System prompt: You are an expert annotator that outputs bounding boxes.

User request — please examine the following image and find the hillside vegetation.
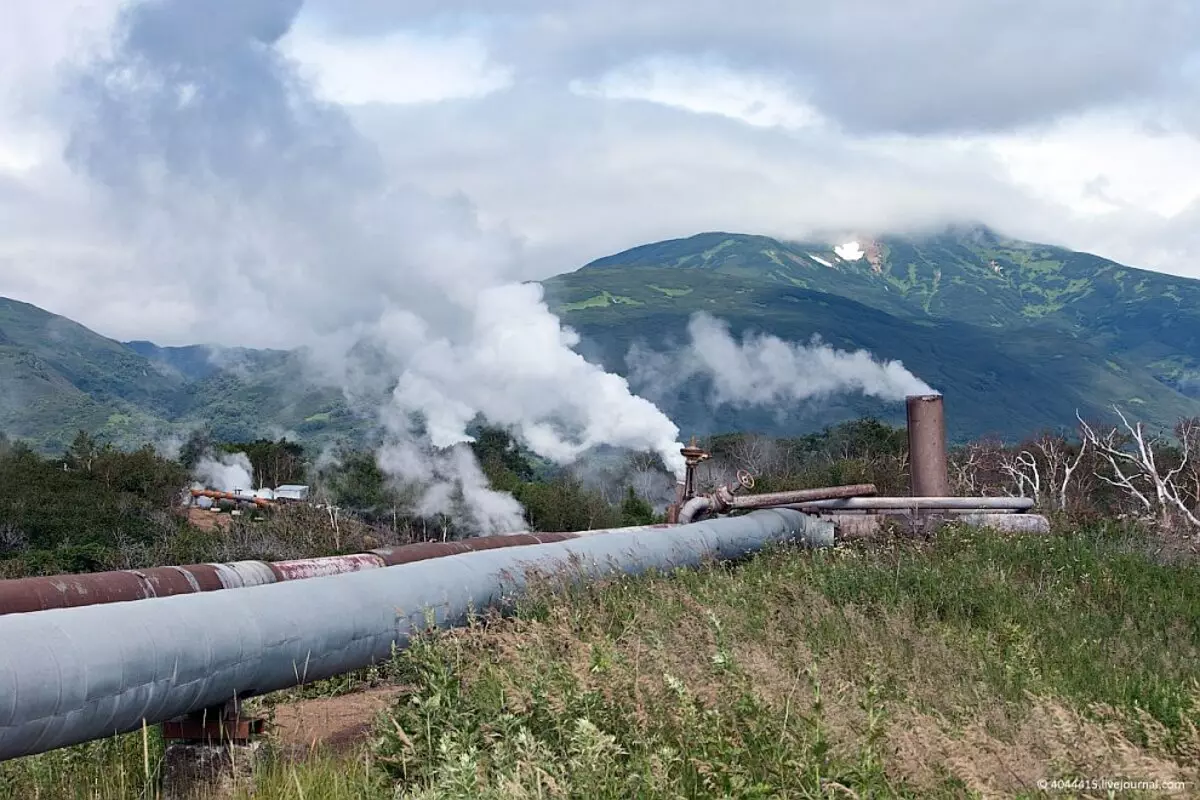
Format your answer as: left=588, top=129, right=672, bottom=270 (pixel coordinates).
left=4, top=404, right=1200, bottom=796
left=5, top=225, right=1200, bottom=450
left=544, top=226, right=1200, bottom=440
left=5, top=525, right=1197, bottom=798
left=0, top=298, right=360, bottom=453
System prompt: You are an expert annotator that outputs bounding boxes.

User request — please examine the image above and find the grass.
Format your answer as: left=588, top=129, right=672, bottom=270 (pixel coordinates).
left=2, top=523, right=1198, bottom=798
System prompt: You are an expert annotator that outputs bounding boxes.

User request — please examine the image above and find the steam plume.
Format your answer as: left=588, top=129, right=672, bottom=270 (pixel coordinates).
left=629, top=312, right=936, bottom=408
left=63, top=0, right=684, bottom=532
left=193, top=452, right=254, bottom=492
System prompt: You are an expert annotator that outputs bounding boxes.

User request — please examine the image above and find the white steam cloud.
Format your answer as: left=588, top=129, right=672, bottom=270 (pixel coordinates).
left=630, top=312, right=936, bottom=408
left=378, top=436, right=527, bottom=535
left=193, top=452, right=255, bottom=492
left=62, top=0, right=685, bottom=533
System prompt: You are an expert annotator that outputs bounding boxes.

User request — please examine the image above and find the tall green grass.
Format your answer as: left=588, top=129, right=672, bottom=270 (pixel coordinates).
left=3, top=522, right=1197, bottom=798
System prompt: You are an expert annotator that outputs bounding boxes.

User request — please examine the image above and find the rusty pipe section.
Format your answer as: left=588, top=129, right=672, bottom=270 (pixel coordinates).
left=907, top=394, right=950, bottom=497
left=730, top=484, right=878, bottom=510
left=0, top=532, right=589, bottom=616
left=190, top=488, right=276, bottom=509
left=678, top=483, right=877, bottom=524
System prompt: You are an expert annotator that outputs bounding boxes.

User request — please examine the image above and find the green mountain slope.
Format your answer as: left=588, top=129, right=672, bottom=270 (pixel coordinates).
left=542, top=268, right=1199, bottom=440
left=0, top=298, right=182, bottom=451
left=545, top=226, right=1200, bottom=439
left=124, top=340, right=288, bottom=382
left=3, top=225, right=1199, bottom=450
left=0, top=299, right=357, bottom=452
left=578, top=226, right=1200, bottom=396
left=171, top=352, right=359, bottom=445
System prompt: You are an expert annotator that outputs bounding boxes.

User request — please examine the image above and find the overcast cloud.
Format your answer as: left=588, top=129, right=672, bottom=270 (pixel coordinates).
left=0, top=0, right=1198, bottom=345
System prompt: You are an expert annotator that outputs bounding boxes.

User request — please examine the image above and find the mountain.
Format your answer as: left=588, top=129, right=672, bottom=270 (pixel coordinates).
left=541, top=225, right=1200, bottom=440
left=124, top=340, right=288, bottom=382
left=3, top=225, right=1200, bottom=451
left=0, top=298, right=357, bottom=453
left=0, top=298, right=183, bottom=451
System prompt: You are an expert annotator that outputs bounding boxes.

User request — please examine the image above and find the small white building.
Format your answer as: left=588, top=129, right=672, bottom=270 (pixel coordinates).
left=274, top=484, right=311, bottom=502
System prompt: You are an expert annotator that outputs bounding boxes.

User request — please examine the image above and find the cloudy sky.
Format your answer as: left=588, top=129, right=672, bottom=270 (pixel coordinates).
left=2, top=0, right=1199, bottom=347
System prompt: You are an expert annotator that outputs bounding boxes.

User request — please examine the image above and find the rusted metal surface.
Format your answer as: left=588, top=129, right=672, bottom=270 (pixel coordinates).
left=0, top=571, right=155, bottom=614
left=0, top=534, right=595, bottom=614
left=0, top=525, right=674, bottom=616
left=728, top=483, right=877, bottom=510
left=190, top=488, right=275, bottom=509
left=135, top=566, right=201, bottom=596
left=174, top=564, right=227, bottom=592
left=907, top=394, right=951, bottom=497
left=371, top=532, right=577, bottom=566
left=270, top=553, right=386, bottom=581
left=679, top=436, right=710, bottom=501
left=162, top=704, right=266, bottom=745
left=676, top=483, right=876, bottom=524
left=0, top=562, right=251, bottom=615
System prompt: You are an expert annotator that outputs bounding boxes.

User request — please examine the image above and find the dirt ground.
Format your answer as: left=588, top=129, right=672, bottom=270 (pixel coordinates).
left=186, top=507, right=233, bottom=532
left=265, top=687, right=400, bottom=758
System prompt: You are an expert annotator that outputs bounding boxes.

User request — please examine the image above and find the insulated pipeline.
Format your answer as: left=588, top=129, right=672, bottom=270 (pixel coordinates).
left=0, top=509, right=832, bottom=761
left=0, top=529, right=668, bottom=616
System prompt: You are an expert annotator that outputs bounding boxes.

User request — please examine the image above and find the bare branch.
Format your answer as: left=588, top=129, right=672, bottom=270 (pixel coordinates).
left=1078, top=406, right=1200, bottom=530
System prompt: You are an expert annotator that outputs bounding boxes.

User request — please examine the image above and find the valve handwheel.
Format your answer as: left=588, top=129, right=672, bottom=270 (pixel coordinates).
left=736, top=469, right=755, bottom=490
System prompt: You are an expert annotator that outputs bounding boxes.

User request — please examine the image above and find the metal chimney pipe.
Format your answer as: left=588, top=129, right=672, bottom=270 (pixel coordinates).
left=906, top=394, right=950, bottom=497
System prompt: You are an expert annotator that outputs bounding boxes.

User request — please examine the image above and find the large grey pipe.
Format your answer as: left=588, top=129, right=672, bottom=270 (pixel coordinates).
left=0, top=510, right=831, bottom=762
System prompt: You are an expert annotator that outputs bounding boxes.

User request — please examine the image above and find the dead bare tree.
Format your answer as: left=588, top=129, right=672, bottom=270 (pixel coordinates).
left=1078, top=407, right=1200, bottom=532
left=696, top=455, right=737, bottom=493
left=1174, top=417, right=1200, bottom=511
left=1000, top=433, right=1089, bottom=511
left=1037, top=432, right=1089, bottom=512
left=327, top=504, right=341, bottom=550
left=726, top=434, right=784, bottom=477
left=1001, top=448, right=1042, bottom=504
left=949, top=438, right=1008, bottom=496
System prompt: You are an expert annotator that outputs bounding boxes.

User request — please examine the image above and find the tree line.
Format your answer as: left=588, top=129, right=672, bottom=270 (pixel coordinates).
left=2, top=404, right=1197, bottom=578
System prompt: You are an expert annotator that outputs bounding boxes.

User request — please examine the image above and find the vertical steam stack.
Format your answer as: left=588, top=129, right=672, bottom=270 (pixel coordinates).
left=906, top=394, right=950, bottom=497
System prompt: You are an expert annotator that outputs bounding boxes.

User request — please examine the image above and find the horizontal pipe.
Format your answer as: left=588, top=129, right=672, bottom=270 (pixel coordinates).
left=0, top=509, right=832, bottom=761
left=958, top=513, right=1051, bottom=533
left=729, top=484, right=878, bottom=510
left=800, top=508, right=1019, bottom=516
left=822, top=512, right=1051, bottom=539
left=370, top=532, right=579, bottom=566
left=781, top=496, right=1035, bottom=511
left=0, top=523, right=683, bottom=616
left=677, top=484, right=877, bottom=525
left=269, top=553, right=386, bottom=581
left=190, top=488, right=275, bottom=508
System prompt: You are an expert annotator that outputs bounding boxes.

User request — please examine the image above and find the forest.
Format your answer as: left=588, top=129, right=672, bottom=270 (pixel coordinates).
left=3, top=405, right=1199, bottom=580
